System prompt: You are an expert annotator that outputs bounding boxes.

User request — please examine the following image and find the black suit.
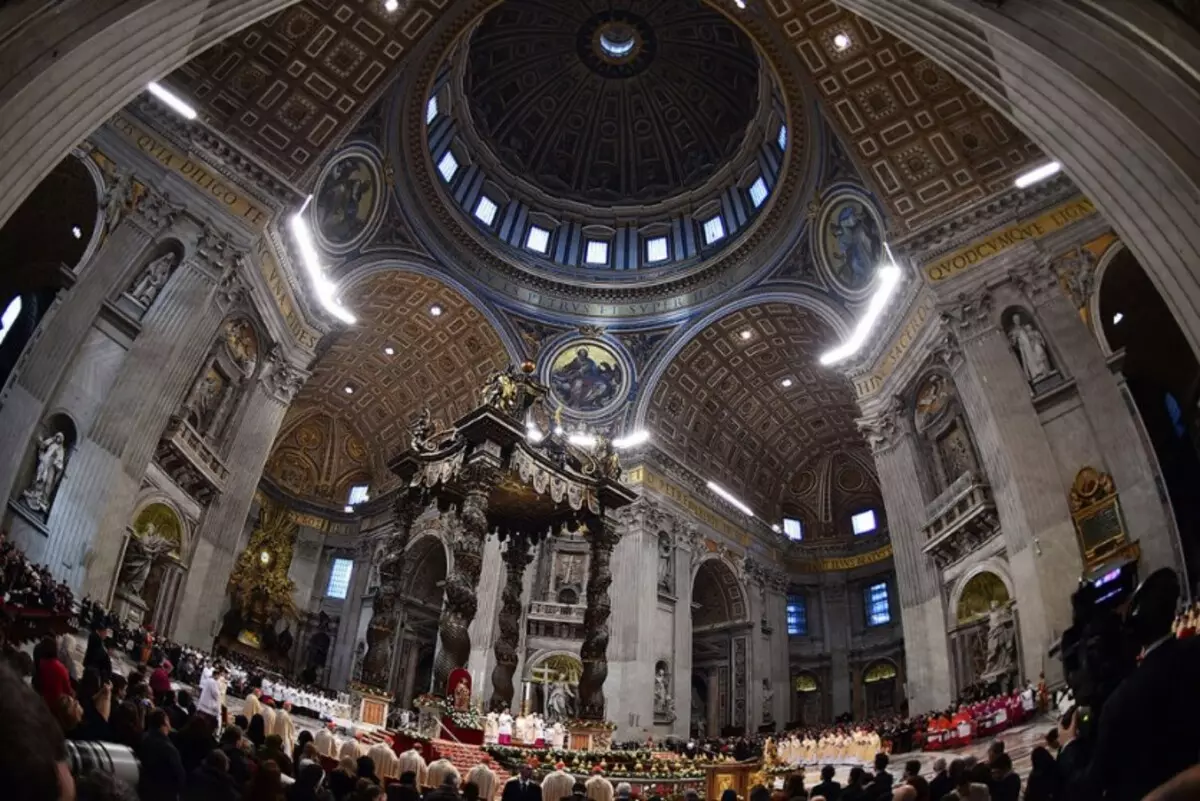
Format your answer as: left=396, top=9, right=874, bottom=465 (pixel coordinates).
left=810, top=780, right=841, bottom=800
left=1065, top=636, right=1200, bottom=801
left=928, top=772, right=952, bottom=801
left=84, top=631, right=112, bottom=680
left=501, top=778, right=543, bottom=801
left=137, top=729, right=186, bottom=801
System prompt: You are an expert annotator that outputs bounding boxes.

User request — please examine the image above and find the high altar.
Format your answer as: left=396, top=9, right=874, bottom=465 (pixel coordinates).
left=357, top=363, right=636, bottom=728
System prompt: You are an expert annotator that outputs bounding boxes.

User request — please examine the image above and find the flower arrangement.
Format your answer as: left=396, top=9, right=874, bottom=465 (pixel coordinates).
left=484, top=746, right=706, bottom=780
left=412, top=693, right=484, bottom=731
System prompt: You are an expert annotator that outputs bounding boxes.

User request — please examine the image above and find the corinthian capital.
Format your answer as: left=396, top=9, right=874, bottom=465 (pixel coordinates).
left=939, top=290, right=995, bottom=340
left=855, top=394, right=904, bottom=454
left=262, top=345, right=308, bottom=404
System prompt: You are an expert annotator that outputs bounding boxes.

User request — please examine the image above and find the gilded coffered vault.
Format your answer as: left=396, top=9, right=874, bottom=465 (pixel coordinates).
left=264, top=270, right=510, bottom=504
left=643, top=303, right=862, bottom=517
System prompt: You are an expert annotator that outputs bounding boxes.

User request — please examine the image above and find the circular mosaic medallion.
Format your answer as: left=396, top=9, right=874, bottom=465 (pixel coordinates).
left=544, top=338, right=630, bottom=417
left=815, top=189, right=887, bottom=298
left=311, top=149, right=383, bottom=253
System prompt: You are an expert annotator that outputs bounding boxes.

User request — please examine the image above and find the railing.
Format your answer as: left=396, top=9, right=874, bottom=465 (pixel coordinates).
left=528, top=601, right=586, bottom=622
left=922, top=472, right=999, bottom=569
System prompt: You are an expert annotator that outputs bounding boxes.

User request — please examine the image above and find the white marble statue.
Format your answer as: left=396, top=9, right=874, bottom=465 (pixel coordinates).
left=21, top=432, right=66, bottom=513
left=983, top=600, right=1018, bottom=677
left=117, top=531, right=175, bottom=598
left=654, top=664, right=673, bottom=716
left=1008, top=313, right=1053, bottom=384
left=103, top=171, right=135, bottom=237
left=128, top=252, right=177, bottom=307
left=546, top=679, right=574, bottom=722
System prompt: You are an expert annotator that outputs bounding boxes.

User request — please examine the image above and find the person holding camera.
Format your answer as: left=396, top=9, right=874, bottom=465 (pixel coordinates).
left=1058, top=569, right=1200, bottom=800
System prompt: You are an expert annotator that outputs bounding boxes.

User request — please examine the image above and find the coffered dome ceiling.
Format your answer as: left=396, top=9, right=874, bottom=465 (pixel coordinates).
left=644, top=303, right=862, bottom=518
left=464, top=0, right=761, bottom=206
left=264, top=271, right=510, bottom=505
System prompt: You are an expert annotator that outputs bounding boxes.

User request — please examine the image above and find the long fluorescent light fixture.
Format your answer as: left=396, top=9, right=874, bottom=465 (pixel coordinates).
left=147, top=82, right=197, bottom=120
left=567, top=432, right=597, bottom=448
left=706, top=480, right=755, bottom=517
left=289, top=202, right=356, bottom=324
left=1014, top=161, right=1061, bottom=189
left=613, top=430, right=650, bottom=449
left=820, top=255, right=902, bottom=366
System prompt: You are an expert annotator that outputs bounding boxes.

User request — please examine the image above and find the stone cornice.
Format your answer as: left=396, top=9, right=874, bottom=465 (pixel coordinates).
left=894, top=174, right=1079, bottom=267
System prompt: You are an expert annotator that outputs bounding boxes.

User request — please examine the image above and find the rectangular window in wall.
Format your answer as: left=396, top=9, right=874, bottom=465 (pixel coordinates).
left=437, top=151, right=459, bottom=182
left=426, top=96, right=439, bottom=123
left=749, top=177, right=769, bottom=208
left=866, top=581, right=891, bottom=626
left=787, top=594, right=807, bottom=636
left=526, top=225, right=550, bottom=254
left=585, top=239, right=610, bottom=265
left=702, top=215, right=726, bottom=245
left=646, top=236, right=669, bottom=264
left=783, top=517, right=803, bottom=541
left=474, top=195, right=499, bottom=226
left=326, top=558, right=354, bottom=600
left=852, top=509, right=877, bottom=535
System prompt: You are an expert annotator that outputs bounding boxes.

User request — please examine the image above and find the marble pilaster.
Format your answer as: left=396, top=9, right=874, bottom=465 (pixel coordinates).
left=862, top=407, right=953, bottom=712
left=467, top=532, right=504, bottom=703
left=172, top=357, right=299, bottom=646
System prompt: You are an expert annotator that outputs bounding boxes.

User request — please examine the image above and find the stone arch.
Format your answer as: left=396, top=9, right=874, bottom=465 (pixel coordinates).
left=792, top=670, right=825, bottom=726
left=523, top=649, right=583, bottom=683
left=1088, top=240, right=1127, bottom=358
left=401, top=531, right=449, bottom=603
left=335, top=253, right=526, bottom=365
left=691, top=555, right=748, bottom=627
left=949, top=562, right=1016, bottom=627
left=129, top=497, right=189, bottom=559
left=632, top=289, right=854, bottom=428
left=907, top=364, right=984, bottom=497
left=861, top=657, right=901, bottom=716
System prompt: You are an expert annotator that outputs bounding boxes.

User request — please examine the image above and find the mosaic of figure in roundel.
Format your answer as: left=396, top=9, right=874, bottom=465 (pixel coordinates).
left=821, top=196, right=884, bottom=293
left=548, top=340, right=626, bottom=414
left=314, top=154, right=378, bottom=248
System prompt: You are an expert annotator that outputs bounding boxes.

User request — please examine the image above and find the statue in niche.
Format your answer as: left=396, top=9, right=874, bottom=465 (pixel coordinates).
left=21, top=432, right=66, bottom=514
left=102, top=171, right=135, bottom=237
left=654, top=664, right=674, bottom=718
left=546, top=679, right=575, bottom=722
left=983, top=600, right=1018, bottom=679
left=1007, top=312, right=1054, bottom=385
left=657, top=533, right=675, bottom=593
left=937, top=425, right=976, bottom=485
left=127, top=252, right=177, bottom=308
left=761, top=678, right=775, bottom=725
left=222, top=319, right=257, bottom=371
left=555, top=553, right=583, bottom=590
left=186, top=368, right=225, bottom=433
left=116, top=528, right=175, bottom=598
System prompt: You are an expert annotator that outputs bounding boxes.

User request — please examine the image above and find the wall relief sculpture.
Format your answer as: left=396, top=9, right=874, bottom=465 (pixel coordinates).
left=1005, top=310, right=1056, bottom=387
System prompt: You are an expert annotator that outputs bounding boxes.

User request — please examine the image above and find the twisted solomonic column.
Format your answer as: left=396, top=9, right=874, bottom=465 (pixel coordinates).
left=577, top=514, right=621, bottom=719
left=490, top=532, right=534, bottom=710
left=433, top=462, right=497, bottom=693
left=360, top=499, right=418, bottom=690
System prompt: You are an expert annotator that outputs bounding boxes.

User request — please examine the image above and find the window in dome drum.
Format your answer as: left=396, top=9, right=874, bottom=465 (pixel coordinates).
left=526, top=225, right=550, bottom=254
left=437, top=151, right=458, bottom=182
left=474, top=195, right=499, bottom=226
left=585, top=240, right=609, bottom=265
left=703, top=215, right=726, bottom=245
left=646, top=236, right=669, bottom=263
left=749, top=177, right=768, bottom=208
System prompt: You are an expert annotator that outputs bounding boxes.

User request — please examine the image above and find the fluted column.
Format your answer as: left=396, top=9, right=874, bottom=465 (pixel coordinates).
left=942, top=288, right=1076, bottom=683
left=72, top=234, right=237, bottom=599
left=0, top=195, right=176, bottom=510
left=577, top=513, right=620, bottom=720
left=172, top=352, right=305, bottom=646
left=490, top=532, right=533, bottom=710
left=860, top=402, right=952, bottom=712
left=433, top=462, right=496, bottom=694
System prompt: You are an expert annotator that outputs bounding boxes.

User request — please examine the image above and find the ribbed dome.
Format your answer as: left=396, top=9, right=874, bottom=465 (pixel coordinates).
left=465, top=0, right=761, bottom=206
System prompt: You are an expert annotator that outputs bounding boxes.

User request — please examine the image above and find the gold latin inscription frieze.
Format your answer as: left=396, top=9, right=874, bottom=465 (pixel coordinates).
left=254, top=237, right=321, bottom=350
left=854, top=294, right=936, bottom=399
left=111, top=114, right=271, bottom=230
left=924, top=197, right=1097, bottom=283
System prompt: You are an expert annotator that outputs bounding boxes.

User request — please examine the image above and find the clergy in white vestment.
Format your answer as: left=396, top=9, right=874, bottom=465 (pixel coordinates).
left=271, top=701, right=297, bottom=755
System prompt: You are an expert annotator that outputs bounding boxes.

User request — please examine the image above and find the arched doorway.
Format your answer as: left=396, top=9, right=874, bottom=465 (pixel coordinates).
left=862, top=660, right=899, bottom=717
left=793, top=671, right=824, bottom=727
left=0, top=154, right=99, bottom=387
left=690, top=558, right=748, bottom=737
left=949, top=571, right=1013, bottom=697
left=1096, top=245, right=1200, bottom=589
left=394, top=533, right=447, bottom=703
left=525, top=653, right=582, bottom=720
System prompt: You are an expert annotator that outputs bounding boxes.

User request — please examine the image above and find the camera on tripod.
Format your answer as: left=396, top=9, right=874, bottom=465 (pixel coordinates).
left=1055, top=562, right=1181, bottom=739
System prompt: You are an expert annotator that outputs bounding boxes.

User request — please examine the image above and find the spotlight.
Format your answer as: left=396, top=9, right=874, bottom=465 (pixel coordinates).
left=568, top=432, right=597, bottom=448
left=430, top=304, right=444, bottom=317
left=780, top=378, right=793, bottom=388
left=820, top=250, right=902, bottom=366
left=613, top=430, right=650, bottom=449
left=833, top=33, right=852, bottom=51
left=740, top=329, right=753, bottom=341
left=384, top=0, right=399, bottom=10
left=384, top=346, right=395, bottom=355
left=1014, top=161, right=1062, bottom=189
left=706, top=480, right=755, bottom=518
left=1112, top=312, right=1124, bottom=324
left=146, top=81, right=198, bottom=120
left=289, top=206, right=357, bottom=324
left=344, top=385, right=354, bottom=394
left=71, top=226, right=82, bottom=240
